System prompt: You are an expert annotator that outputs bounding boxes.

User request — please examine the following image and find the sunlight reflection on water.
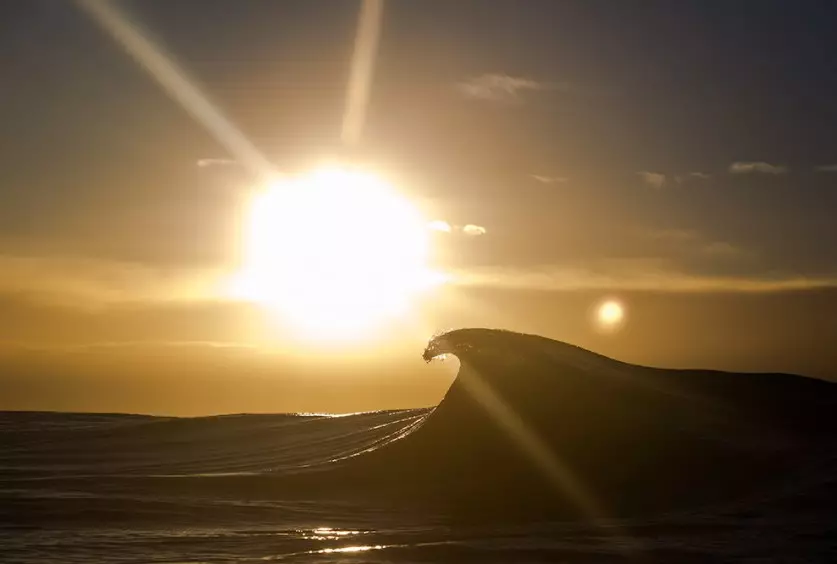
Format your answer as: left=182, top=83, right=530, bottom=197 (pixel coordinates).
left=315, top=544, right=386, bottom=554
left=307, top=527, right=364, bottom=541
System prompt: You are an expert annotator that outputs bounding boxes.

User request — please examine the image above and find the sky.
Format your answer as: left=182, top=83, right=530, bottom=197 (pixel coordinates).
left=2, top=0, right=837, bottom=415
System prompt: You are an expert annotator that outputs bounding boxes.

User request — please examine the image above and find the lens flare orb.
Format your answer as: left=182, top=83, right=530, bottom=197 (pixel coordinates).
left=595, top=299, right=626, bottom=332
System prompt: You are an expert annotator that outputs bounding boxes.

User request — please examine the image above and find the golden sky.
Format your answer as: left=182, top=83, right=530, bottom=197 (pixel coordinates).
left=2, top=1, right=836, bottom=414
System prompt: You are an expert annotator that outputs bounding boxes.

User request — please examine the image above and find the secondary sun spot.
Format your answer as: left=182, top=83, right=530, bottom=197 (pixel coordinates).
left=230, top=165, right=445, bottom=340
left=595, top=299, right=626, bottom=332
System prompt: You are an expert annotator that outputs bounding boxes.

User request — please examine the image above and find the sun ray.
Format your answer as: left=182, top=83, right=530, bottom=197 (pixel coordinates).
left=342, top=0, right=385, bottom=146
left=452, top=361, right=640, bottom=554
left=77, top=0, right=273, bottom=181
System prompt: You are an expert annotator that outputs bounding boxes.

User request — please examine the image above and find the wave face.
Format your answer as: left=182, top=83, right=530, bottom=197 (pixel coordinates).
left=337, top=329, right=837, bottom=518
left=3, top=329, right=837, bottom=554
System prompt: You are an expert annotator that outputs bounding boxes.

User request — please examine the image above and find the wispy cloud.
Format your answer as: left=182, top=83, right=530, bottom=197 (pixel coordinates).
left=0, top=254, right=223, bottom=305
left=815, top=164, right=837, bottom=172
left=637, top=171, right=666, bottom=189
left=449, top=263, right=837, bottom=294
left=644, top=228, right=750, bottom=259
left=729, top=162, right=788, bottom=175
left=672, top=172, right=711, bottom=184
left=701, top=241, right=746, bottom=258
left=427, top=220, right=452, bottom=233
left=530, top=174, right=569, bottom=184
left=428, top=221, right=486, bottom=236
left=456, top=73, right=555, bottom=103
left=197, top=158, right=238, bottom=168
left=645, top=229, right=702, bottom=244
left=0, top=340, right=261, bottom=355
left=462, top=224, right=487, bottom=236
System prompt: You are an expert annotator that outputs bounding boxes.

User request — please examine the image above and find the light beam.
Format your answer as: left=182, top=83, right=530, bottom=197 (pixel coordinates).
left=77, top=0, right=273, bottom=181
left=342, top=0, right=385, bottom=146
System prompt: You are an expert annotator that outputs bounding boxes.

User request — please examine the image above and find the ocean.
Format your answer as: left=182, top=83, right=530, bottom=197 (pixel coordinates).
left=2, top=328, right=836, bottom=563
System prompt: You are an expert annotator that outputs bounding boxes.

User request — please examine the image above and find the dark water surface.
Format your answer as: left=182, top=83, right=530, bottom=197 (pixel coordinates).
left=3, top=329, right=836, bottom=562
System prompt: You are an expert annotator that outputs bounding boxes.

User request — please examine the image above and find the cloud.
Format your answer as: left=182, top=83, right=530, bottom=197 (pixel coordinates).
left=448, top=263, right=837, bottom=294
left=700, top=241, right=747, bottom=258
left=197, top=158, right=238, bottom=168
left=0, top=254, right=225, bottom=305
left=815, top=164, right=837, bottom=172
left=672, top=172, right=711, bottom=184
left=462, top=224, right=487, bottom=236
left=530, top=175, right=569, bottom=184
left=456, top=73, right=551, bottom=103
left=638, top=171, right=666, bottom=189
left=729, top=162, right=788, bottom=175
left=645, top=228, right=702, bottom=244
left=427, top=220, right=453, bottom=233
left=0, top=340, right=260, bottom=355
left=644, top=228, right=750, bottom=260
left=428, top=221, right=486, bottom=236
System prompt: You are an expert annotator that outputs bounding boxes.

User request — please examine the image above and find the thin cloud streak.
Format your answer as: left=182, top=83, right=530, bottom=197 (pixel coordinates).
left=815, top=164, right=837, bottom=172
left=3, top=252, right=835, bottom=310
left=427, top=220, right=453, bottom=233
left=0, top=340, right=261, bottom=354
left=449, top=265, right=837, bottom=294
left=531, top=175, right=568, bottom=184
left=428, top=222, right=487, bottom=236
left=457, top=73, right=550, bottom=103
left=644, top=228, right=750, bottom=259
left=673, top=172, right=712, bottom=185
left=729, top=162, right=788, bottom=174
left=197, top=158, right=238, bottom=168
left=638, top=171, right=666, bottom=189
left=0, top=254, right=225, bottom=305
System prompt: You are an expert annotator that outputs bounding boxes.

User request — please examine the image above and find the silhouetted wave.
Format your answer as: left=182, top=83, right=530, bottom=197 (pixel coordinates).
left=3, top=329, right=836, bottom=533
left=322, top=328, right=837, bottom=520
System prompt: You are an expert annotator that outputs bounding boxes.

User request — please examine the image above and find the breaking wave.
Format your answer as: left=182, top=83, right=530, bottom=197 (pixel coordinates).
left=3, top=328, right=836, bottom=527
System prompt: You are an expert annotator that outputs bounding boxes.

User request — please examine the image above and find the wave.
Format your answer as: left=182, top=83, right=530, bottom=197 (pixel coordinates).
left=0, top=409, right=429, bottom=478
left=3, top=328, right=836, bottom=525
left=334, top=329, right=837, bottom=519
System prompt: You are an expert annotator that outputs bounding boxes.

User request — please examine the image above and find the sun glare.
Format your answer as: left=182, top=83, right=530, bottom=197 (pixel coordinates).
left=231, top=166, right=442, bottom=340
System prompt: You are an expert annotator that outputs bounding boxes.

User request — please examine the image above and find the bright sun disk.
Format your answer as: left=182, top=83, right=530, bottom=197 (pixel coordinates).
left=231, top=166, right=443, bottom=340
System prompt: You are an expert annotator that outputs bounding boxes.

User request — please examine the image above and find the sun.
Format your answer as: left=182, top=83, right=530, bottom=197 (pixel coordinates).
left=231, top=166, right=442, bottom=340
